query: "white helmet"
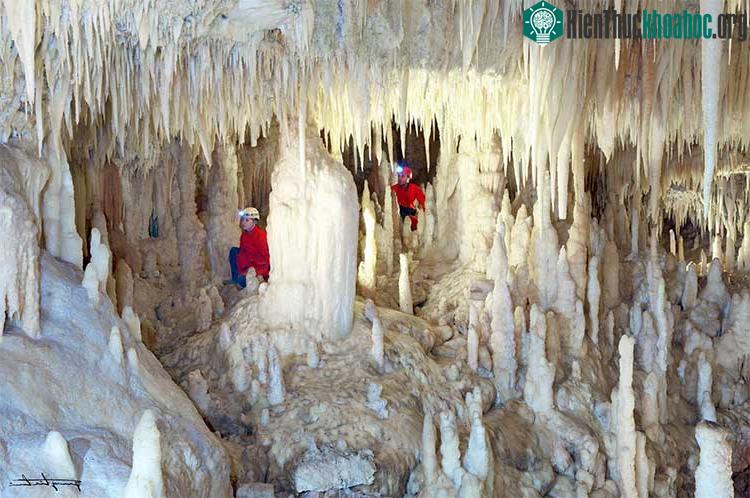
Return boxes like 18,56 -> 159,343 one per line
238,207 -> 260,220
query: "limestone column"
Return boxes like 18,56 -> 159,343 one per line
262,125 -> 358,341
207,143 -> 239,282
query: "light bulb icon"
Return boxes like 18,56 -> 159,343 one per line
531,8 -> 555,44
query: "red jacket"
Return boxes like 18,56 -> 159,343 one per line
237,226 -> 270,278
391,182 -> 426,210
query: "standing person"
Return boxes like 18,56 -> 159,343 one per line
225,207 -> 270,288
390,162 -> 426,231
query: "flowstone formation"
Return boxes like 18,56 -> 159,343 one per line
4,0 -> 750,497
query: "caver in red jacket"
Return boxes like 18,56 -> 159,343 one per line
391,182 -> 426,230
236,226 -> 270,279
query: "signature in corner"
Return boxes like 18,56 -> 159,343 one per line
9,473 -> 82,492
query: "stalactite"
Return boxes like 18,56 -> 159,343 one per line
701,0 -> 724,215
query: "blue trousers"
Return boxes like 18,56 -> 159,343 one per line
228,247 -> 247,288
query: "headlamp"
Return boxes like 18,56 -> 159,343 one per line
396,165 -> 403,174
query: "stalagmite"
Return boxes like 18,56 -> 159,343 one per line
43,431 -> 77,481
717,291 -> 750,379
695,422 -> 733,498
109,326 -> 124,365
739,221 -> 750,271
697,353 -> 717,422
681,263 -> 698,309
187,370 -> 212,413
0,150 -> 42,338
635,432 -> 650,498
462,387 -> 492,496
490,267 -> 516,401
499,191 -> 514,255
262,125 -> 358,341
175,144 -> 208,287
612,335 -> 638,498
116,259 -> 135,314
487,215 -> 506,283
653,278 -> 672,425
587,256 -> 601,345
122,306 -> 142,342
523,305 -> 555,413
196,288 -> 213,333
207,144 -> 239,281
529,172 -> 559,309
127,348 -> 140,374
421,412 -> 438,484
509,205 -> 532,270
642,372 -> 660,439
364,299 -> 385,371
268,345 -> 285,405
358,181 -> 378,295
567,197 -> 591,301
554,247 -> 576,317
419,184 -> 437,257
89,228 -> 111,293
467,301 -> 479,371
381,182 -> 396,276
602,240 -> 620,310
399,253 -> 413,315
209,286 -> 224,318
123,410 -> 165,498
439,411 -> 464,489
82,263 -> 100,304
569,300 -> 587,357
712,235 -> 724,269
453,138 -> 501,271
701,259 -> 729,307
42,147 -> 83,269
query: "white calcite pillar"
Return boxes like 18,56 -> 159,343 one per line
207,143 -> 239,281
612,335 -> 638,498
262,125 -> 358,341
357,181 -> 377,294
42,140 -> 83,268
695,422 -> 733,498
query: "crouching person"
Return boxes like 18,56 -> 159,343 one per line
225,207 -> 270,289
